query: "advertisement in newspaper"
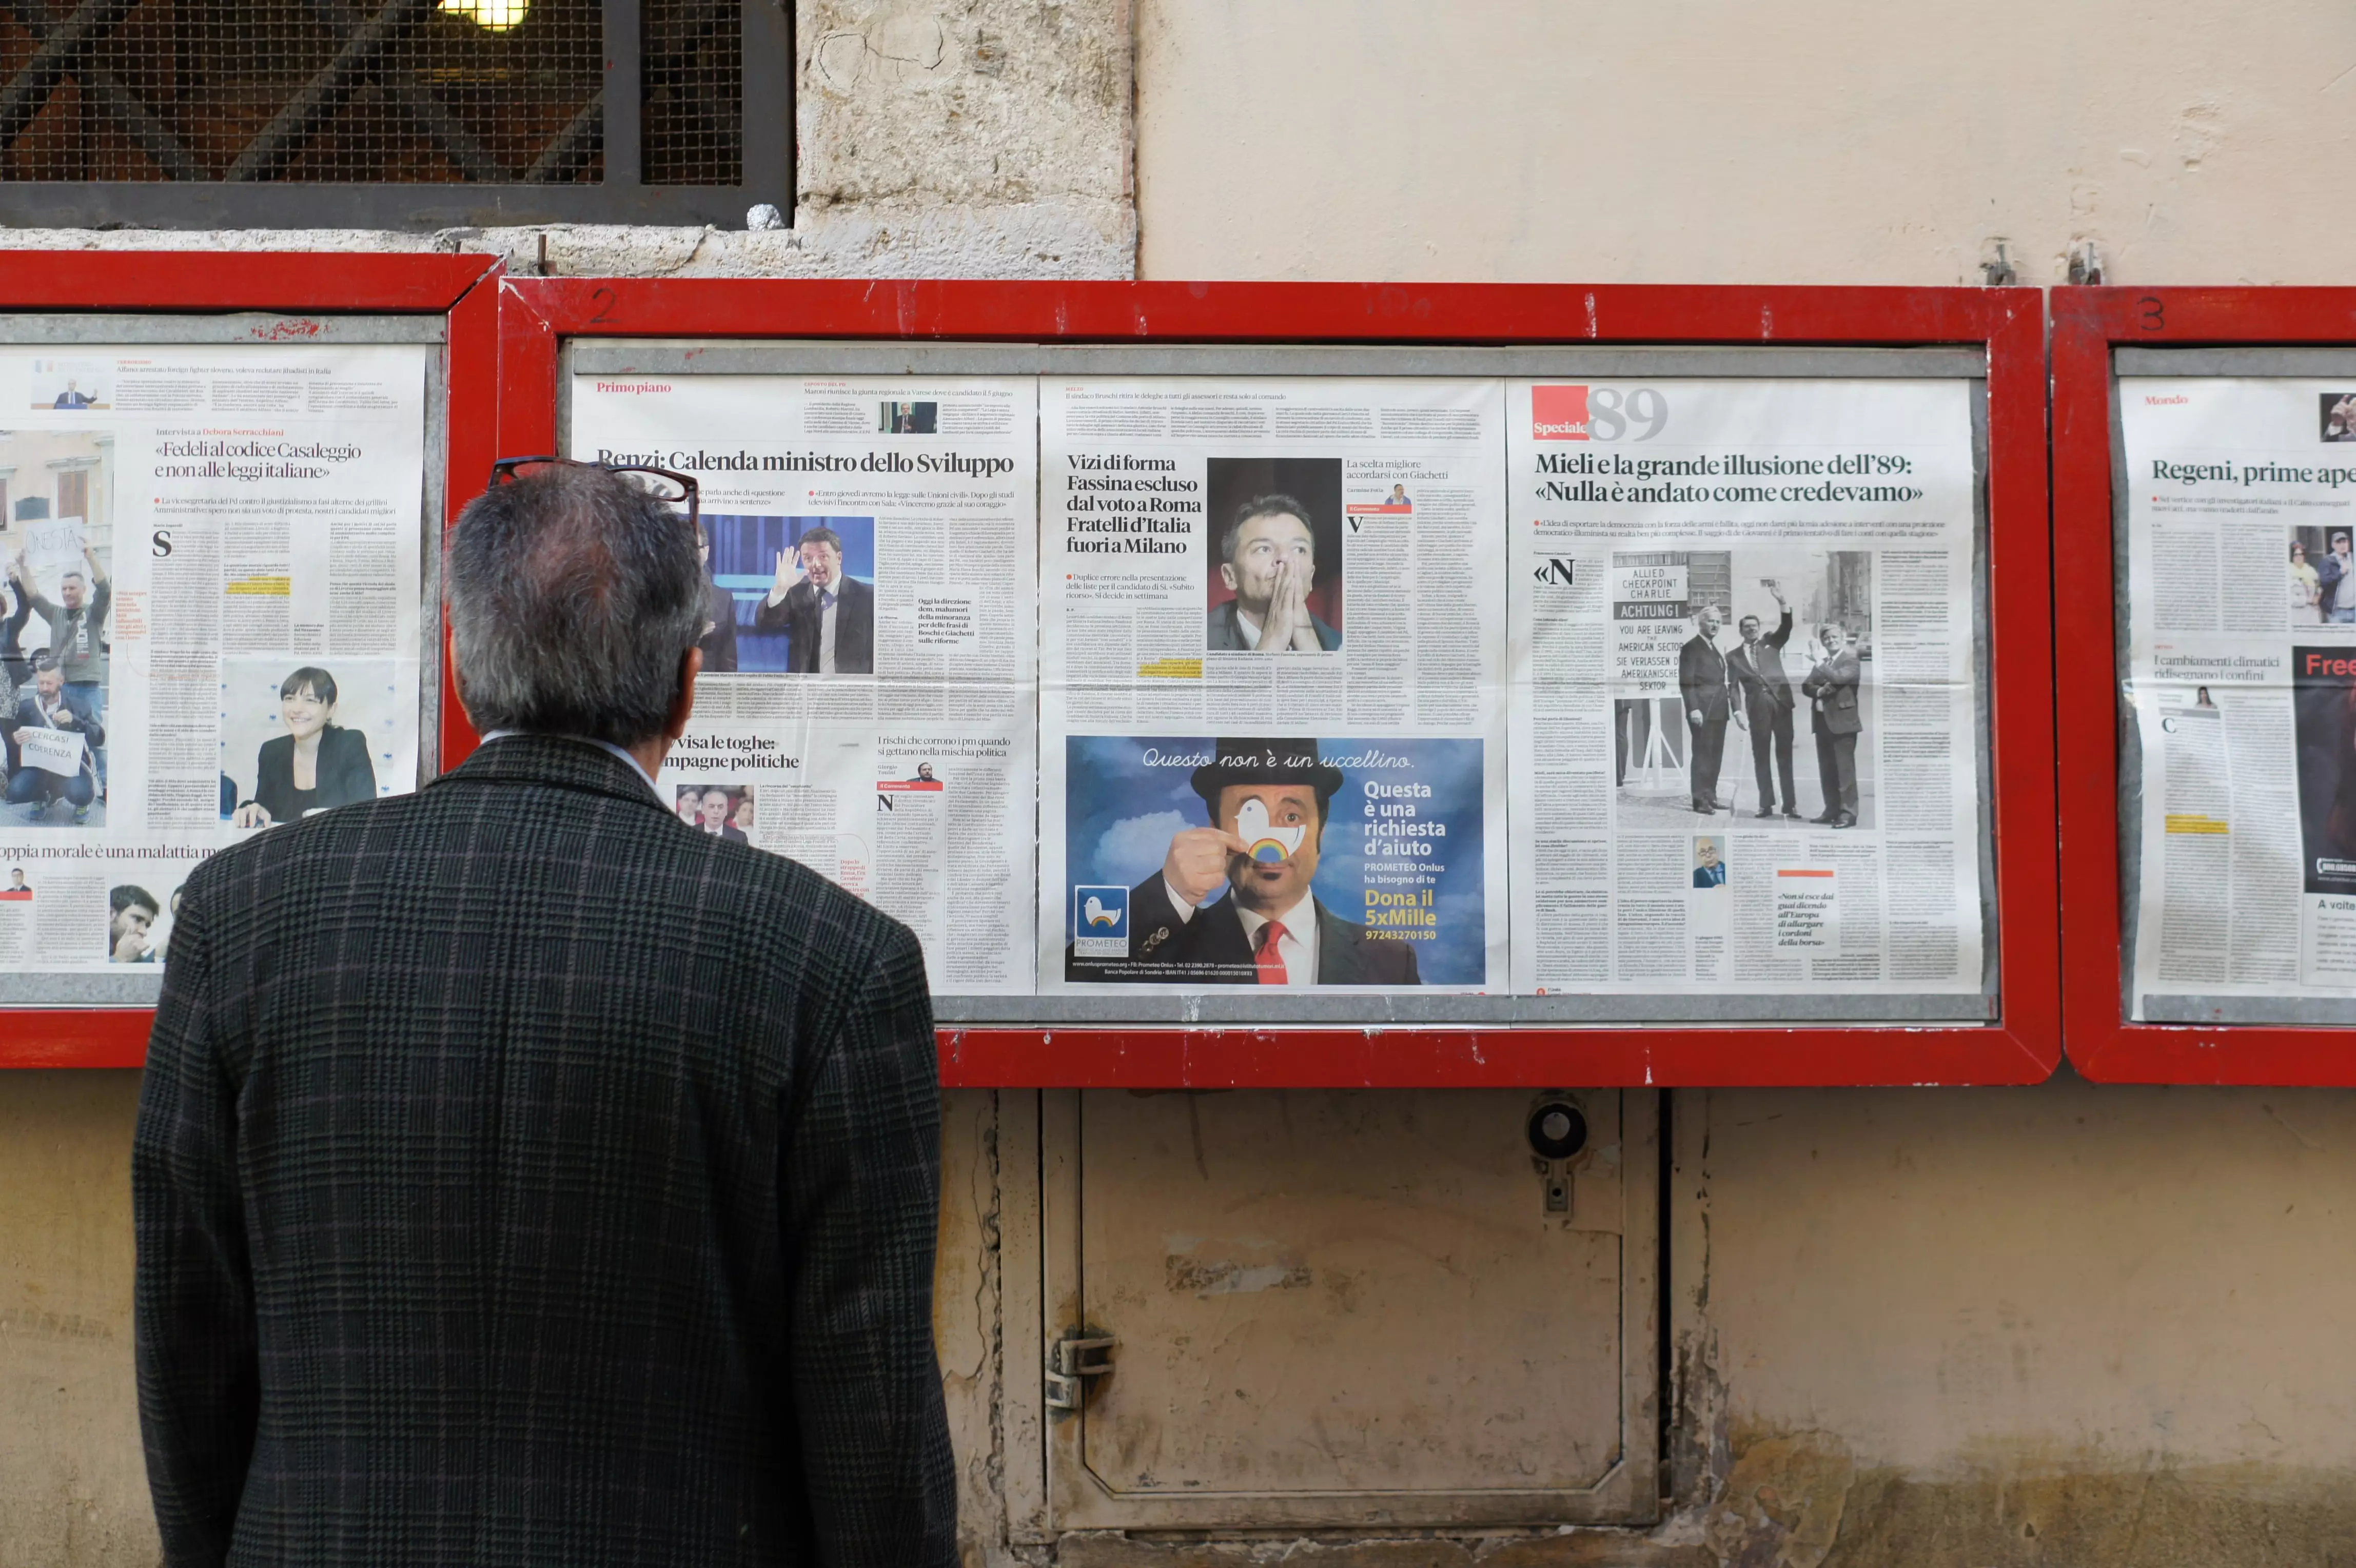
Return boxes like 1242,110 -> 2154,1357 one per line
0,344 -> 428,983
2116,377 -> 2356,1017
1039,377 -> 1509,993
1507,379 -> 1984,999
570,371 -> 1037,994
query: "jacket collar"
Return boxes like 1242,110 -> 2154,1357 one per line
433,733 -> 671,815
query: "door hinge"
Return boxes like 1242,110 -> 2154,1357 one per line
1045,1329 -> 1116,1415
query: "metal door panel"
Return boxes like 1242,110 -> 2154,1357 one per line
1039,1088 -> 1658,1531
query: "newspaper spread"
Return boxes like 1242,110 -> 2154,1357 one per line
570,371 -> 1037,994
0,344 -> 428,980
1038,377 -> 1509,993
1507,379 -> 1985,999
2116,376 -> 2356,1017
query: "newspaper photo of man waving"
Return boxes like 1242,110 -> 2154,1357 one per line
1726,580 -> 1802,820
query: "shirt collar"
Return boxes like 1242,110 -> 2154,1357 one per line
1235,891 -> 1314,943
480,730 -> 662,800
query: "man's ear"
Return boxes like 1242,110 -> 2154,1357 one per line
1219,562 -> 1239,593
667,645 -> 703,740
444,626 -> 472,719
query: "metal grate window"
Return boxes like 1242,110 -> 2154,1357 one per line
0,0 -> 785,227
641,0 -> 737,186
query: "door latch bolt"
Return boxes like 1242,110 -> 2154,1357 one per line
1045,1330 -> 1117,1414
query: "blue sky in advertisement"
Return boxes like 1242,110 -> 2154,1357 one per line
1065,734 -> 1486,984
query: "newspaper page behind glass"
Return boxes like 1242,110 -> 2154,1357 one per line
1507,379 -> 1984,1003
1039,377 -> 1509,996
570,371 -> 1038,995
0,344 -> 428,982
2117,377 -> 2356,1021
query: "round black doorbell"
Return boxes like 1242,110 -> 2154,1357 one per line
1526,1099 -> 1587,1161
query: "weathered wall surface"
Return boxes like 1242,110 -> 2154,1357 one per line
0,0 -> 1135,280
0,1072 -> 150,1568
1134,0 -> 2356,286
1675,1076 -> 2356,1566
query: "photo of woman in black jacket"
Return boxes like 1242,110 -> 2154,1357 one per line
231,666 -> 377,827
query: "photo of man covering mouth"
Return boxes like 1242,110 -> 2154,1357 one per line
1204,459 -> 1345,654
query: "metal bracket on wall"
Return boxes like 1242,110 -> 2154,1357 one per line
1045,1329 -> 1116,1417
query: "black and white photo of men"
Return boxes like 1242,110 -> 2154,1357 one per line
1678,605 -> 1731,814
1614,547 -> 1873,830
1726,579 -> 1801,819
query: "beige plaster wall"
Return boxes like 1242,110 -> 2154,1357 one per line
0,1072 -> 151,1568
1675,1079 -> 2356,1565
1135,0 -> 2356,286
1684,1080 -> 2356,1476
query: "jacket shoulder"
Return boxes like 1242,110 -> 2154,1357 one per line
1316,903 -> 1422,984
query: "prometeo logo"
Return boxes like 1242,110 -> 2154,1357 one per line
1532,384 -> 1590,441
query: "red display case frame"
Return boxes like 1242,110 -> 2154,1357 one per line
498,279 -> 2057,1087
2054,286 -> 2356,1083
0,251 -> 503,1069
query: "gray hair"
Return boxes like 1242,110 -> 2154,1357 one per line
446,466 -> 702,747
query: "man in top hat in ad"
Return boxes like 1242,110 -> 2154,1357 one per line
1069,737 -> 1420,986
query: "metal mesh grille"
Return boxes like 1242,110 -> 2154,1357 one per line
0,1 -> 747,185
642,0 -> 737,185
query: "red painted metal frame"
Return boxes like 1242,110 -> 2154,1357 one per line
2054,287 -> 2356,1083
0,251 -> 503,1069
497,279 -> 2058,1087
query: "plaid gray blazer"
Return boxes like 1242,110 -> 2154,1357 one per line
134,735 -> 955,1567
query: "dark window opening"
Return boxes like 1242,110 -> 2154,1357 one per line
0,0 -> 784,228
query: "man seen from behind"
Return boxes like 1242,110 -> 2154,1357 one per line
134,463 -> 955,1567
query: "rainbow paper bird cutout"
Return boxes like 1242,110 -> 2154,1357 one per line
1235,797 -> 1305,864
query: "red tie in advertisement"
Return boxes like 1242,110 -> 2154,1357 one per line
1255,919 -> 1288,985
